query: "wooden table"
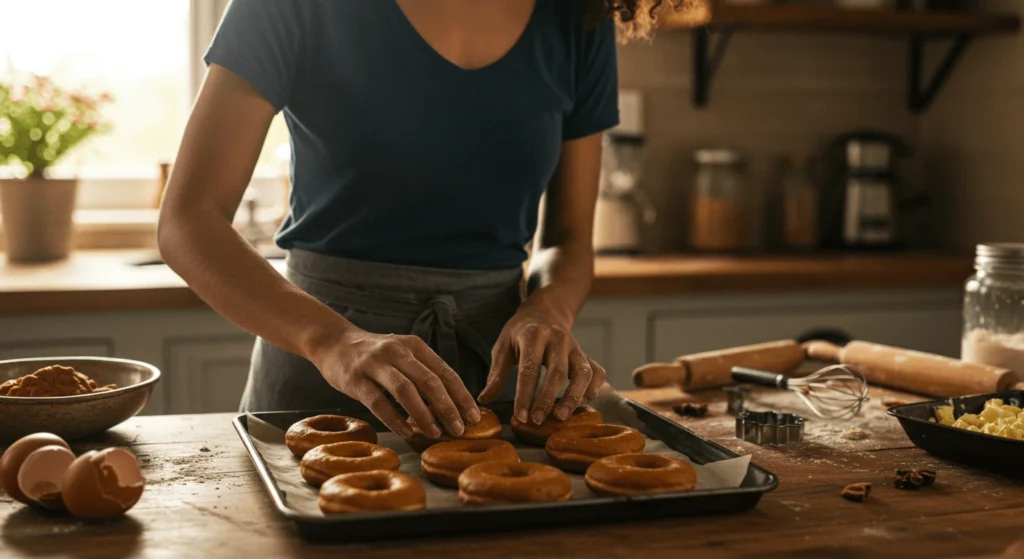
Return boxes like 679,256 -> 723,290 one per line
3,387 -> 1024,559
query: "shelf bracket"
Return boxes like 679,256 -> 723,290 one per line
693,27 -> 734,108
908,33 -> 972,113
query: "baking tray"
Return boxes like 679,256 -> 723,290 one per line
887,390 -> 1024,478
233,400 -> 778,542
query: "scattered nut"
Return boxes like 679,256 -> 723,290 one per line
841,482 -> 872,502
672,402 -> 709,417
894,468 -> 937,490
840,427 -> 870,441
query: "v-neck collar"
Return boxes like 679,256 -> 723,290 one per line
389,0 -> 540,74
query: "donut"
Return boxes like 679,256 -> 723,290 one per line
404,408 -> 502,453
584,453 -> 697,497
286,415 -> 377,457
420,439 -> 519,488
458,461 -> 572,505
318,470 -> 426,514
510,404 -> 603,446
545,424 -> 646,473
300,442 -> 401,487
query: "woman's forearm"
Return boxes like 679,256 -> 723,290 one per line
524,240 -> 594,327
158,204 -> 352,365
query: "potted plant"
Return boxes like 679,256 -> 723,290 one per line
0,75 -> 112,262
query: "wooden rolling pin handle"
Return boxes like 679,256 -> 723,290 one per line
632,362 -> 688,388
803,340 -> 843,362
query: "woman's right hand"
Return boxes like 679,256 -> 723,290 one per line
313,329 -> 481,439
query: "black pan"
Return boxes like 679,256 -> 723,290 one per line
887,390 -> 1024,478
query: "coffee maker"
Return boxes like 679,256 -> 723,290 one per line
815,131 -> 912,250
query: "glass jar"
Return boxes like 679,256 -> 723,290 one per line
961,243 -> 1024,373
691,148 -> 749,251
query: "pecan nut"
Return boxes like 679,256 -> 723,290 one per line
894,468 -> 937,490
841,482 -> 872,502
673,402 -> 709,418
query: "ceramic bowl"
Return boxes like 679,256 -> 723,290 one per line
0,356 -> 161,443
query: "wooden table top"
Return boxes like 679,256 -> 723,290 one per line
0,250 -> 970,315
3,387 -> 1023,558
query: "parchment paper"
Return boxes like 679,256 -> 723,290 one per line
246,388 -> 751,516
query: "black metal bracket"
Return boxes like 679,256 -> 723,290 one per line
907,33 -> 972,113
693,27 -> 734,108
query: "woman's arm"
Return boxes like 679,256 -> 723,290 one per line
478,132 -> 608,424
159,65 -> 479,437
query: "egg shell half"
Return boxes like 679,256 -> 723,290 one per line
0,433 -> 71,505
62,448 -> 145,520
17,444 -> 76,510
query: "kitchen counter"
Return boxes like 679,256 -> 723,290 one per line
3,387 -> 1022,559
0,250 -> 971,315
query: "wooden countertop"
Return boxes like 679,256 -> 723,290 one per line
0,250 -> 972,315
2,387 -> 1022,559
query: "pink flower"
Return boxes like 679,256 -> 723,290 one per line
99,92 -> 114,103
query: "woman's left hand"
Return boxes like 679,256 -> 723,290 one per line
478,296 -> 607,425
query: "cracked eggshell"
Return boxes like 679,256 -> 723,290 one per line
62,448 -> 145,520
17,445 -> 76,510
0,433 -> 71,505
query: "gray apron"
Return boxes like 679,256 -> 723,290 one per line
241,249 -> 523,412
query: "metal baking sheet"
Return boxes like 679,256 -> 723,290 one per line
233,399 -> 779,542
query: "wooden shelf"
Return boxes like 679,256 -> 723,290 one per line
662,5 -> 1021,35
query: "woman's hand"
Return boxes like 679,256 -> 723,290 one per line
478,295 -> 607,425
312,328 -> 481,439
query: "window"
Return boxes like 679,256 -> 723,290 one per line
0,0 -> 290,199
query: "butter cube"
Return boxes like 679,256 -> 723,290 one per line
985,398 -> 1006,408
984,423 -> 1001,435
980,406 -> 1005,423
934,406 -> 955,426
967,425 -> 982,432
958,413 -> 984,427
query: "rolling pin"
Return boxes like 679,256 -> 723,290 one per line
632,340 -> 805,391
804,340 -> 1019,398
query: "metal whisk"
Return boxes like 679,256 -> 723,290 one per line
731,364 -> 870,420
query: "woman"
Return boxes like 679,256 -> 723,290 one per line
159,0 -> 706,439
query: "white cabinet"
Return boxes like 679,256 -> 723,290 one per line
0,288 -> 964,414
164,335 -> 255,415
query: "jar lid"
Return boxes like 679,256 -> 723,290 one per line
694,148 -> 745,165
976,243 -> 1024,270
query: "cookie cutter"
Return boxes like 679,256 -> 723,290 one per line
723,385 -> 752,415
735,410 -> 805,445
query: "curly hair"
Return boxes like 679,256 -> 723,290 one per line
580,0 -> 712,41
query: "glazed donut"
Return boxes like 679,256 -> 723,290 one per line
458,461 -> 572,505
318,470 -> 426,514
404,408 -> 502,453
300,441 -> 401,487
584,453 -> 697,497
545,424 -> 646,473
510,404 -> 603,447
286,415 -> 377,457
420,439 -> 519,488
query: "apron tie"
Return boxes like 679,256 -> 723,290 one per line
411,295 -> 494,382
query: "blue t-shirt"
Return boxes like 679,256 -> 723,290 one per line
205,0 -> 620,270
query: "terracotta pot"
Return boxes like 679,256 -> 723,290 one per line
0,178 -> 78,262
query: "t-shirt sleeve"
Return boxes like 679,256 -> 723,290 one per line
562,17 -> 620,141
203,0 -> 303,112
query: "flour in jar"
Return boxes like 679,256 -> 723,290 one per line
961,329 -> 1024,374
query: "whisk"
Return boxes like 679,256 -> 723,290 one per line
731,364 -> 870,420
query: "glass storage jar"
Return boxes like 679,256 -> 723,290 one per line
691,148 -> 749,251
961,243 -> 1024,373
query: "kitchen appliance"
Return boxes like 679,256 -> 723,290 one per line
815,130 -> 912,249
593,133 -> 655,254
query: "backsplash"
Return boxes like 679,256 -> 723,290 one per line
619,29 -> 919,253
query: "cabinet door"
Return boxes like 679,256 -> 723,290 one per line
0,339 -> 114,361
164,336 -> 255,414
651,304 -> 962,363
571,319 -> 613,368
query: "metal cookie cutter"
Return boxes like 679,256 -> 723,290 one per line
723,385 -> 752,415
735,411 -> 805,445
